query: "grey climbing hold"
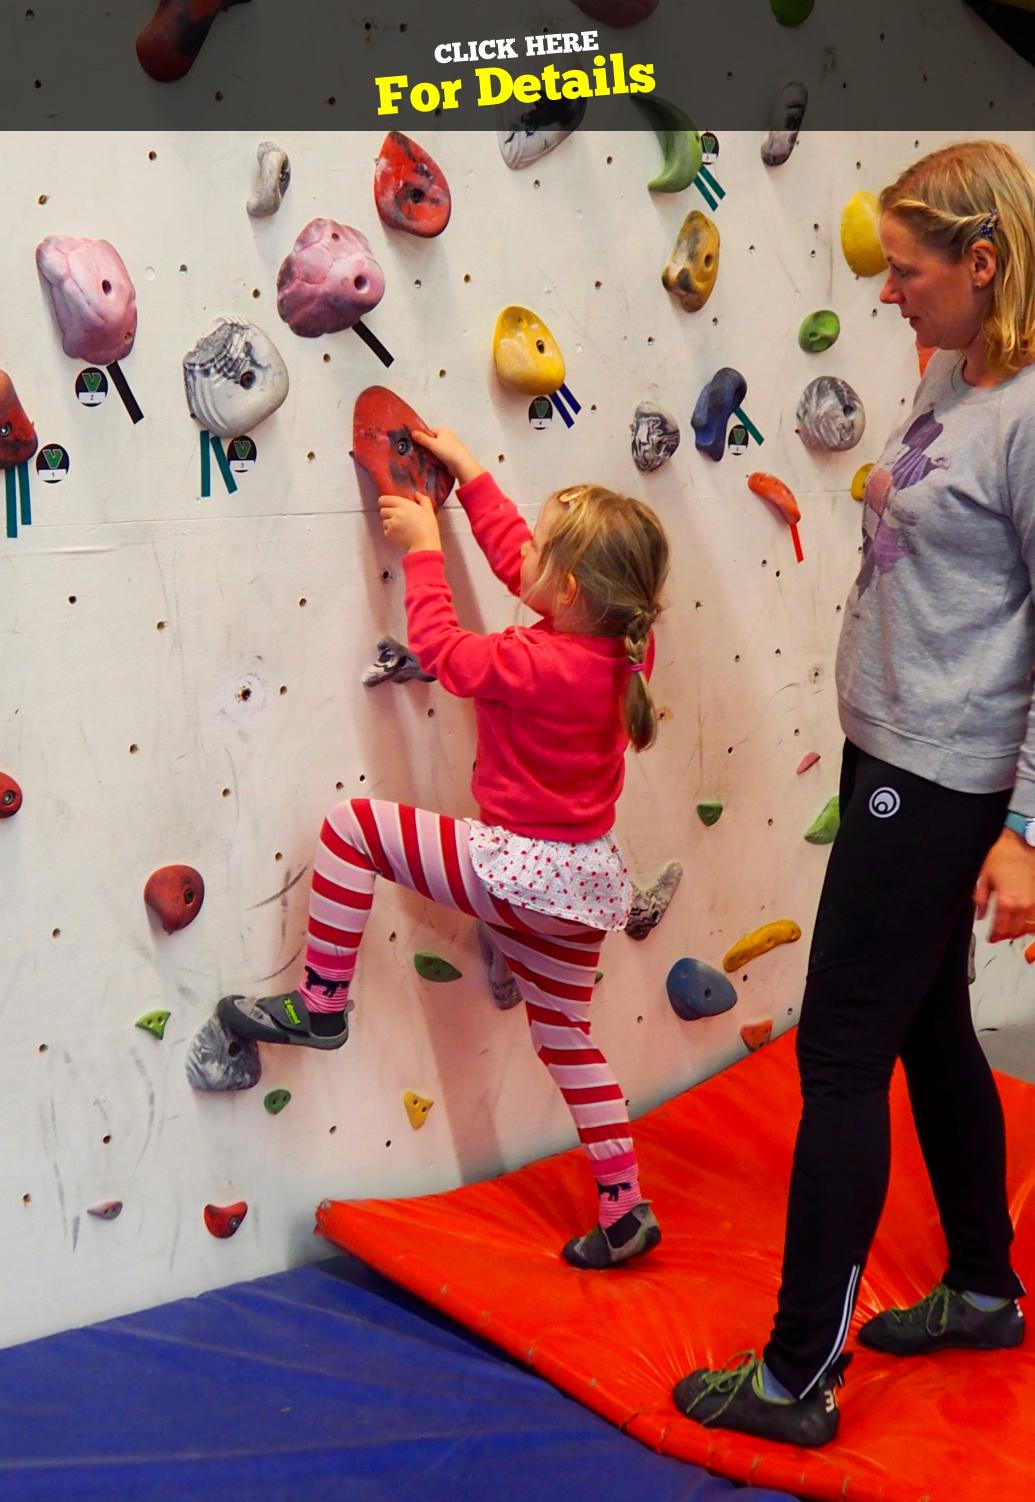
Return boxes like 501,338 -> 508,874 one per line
247,141 -> 291,218
625,861 -> 683,941
185,1011 -> 262,1092
666,958 -> 737,1021
761,81 -> 808,166
804,795 -> 840,845
631,402 -> 681,472
362,636 -> 435,687
476,921 -> 521,1009
796,376 -> 866,452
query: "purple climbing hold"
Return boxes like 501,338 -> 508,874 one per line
692,368 -> 747,462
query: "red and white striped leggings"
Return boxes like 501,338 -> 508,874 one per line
299,799 -> 637,1191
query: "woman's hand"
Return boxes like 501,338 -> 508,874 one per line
974,831 -> 1035,941
412,427 -> 485,486
378,491 -> 441,554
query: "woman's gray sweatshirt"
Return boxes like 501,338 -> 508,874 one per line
837,350 -> 1035,816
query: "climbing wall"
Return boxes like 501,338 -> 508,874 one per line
3,120 -> 1035,1347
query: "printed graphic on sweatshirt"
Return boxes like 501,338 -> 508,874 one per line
855,407 -> 948,598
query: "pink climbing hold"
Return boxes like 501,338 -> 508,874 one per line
796,752 -> 821,775
144,865 -> 205,933
36,236 -> 138,366
276,219 -> 385,338
87,1200 -> 123,1221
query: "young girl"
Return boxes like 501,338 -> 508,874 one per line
219,427 -> 670,1269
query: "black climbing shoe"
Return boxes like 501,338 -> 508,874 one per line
857,1282 -> 1024,1357
562,1203 -> 661,1269
673,1351 -> 849,1448
217,991 -> 349,1051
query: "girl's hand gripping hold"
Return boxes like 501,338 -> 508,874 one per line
412,427 -> 485,486
378,490 -> 442,554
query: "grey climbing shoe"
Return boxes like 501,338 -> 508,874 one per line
857,1282 -> 1024,1357
673,1351 -> 849,1448
217,991 -> 349,1051
562,1203 -> 661,1269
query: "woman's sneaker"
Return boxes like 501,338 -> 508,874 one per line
562,1203 -> 660,1269
673,1351 -> 849,1448
857,1282 -> 1024,1356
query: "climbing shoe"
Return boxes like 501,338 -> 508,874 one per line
857,1282 -> 1024,1356
217,991 -> 349,1051
562,1203 -> 661,1269
673,1351 -> 849,1448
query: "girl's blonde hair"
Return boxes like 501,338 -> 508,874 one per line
880,139 -> 1035,376
533,483 -> 669,751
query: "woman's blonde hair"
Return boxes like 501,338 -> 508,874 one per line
880,139 -> 1035,376
532,483 -> 669,751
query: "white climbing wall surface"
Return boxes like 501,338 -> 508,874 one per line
3,115 -> 1035,1344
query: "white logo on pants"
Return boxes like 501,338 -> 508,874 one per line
869,787 -> 901,818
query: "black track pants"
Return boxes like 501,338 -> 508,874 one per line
763,742 -> 1024,1398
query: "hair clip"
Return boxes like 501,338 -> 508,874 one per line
629,661 -> 646,674
975,210 -> 1000,240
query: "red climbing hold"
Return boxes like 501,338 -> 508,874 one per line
374,133 -> 452,238
0,372 -> 38,468
0,772 -> 23,819
136,0 -> 252,83
144,865 -> 205,933
353,387 -> 454,510
740,1020 -> 774,1052
572,0 -> 661,24
204,1200 -> 248,1238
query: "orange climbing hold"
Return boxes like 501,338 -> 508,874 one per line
144,865 -> 205,933
747,472 -> 803,562
740,1019 -> 774,1051
1025,940 -> 1035,965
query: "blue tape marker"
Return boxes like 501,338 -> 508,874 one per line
558,382 -> 581,415
550,392 -> 575,430
210,436 -> 239,495
733,406 -> 765,446
18,461 -> 30,526
201,430 -> 212,498
5,467 -> 16,540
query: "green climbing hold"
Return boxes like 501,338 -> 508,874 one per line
804,796 -> 841,845
595,971 -> 604,984
696,801 -> 724,827
414,952 -> 463,983
798,310 -> 841,354
264,1089 -> 292,1115
136,1010 -> 171,1040
770,0 -> 814,24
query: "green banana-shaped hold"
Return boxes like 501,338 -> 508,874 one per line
636,95 -> 702,193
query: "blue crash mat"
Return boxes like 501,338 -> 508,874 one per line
0,1253 -> 799,1502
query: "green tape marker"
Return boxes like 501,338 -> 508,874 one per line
18,462 -> 30,526
733,406 -> 765,445
5,468 -> 16,539
200,430 -> 211,498
210,435 -> 238,495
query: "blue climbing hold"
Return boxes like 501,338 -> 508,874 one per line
691,367 -> 747,462
666,958 -> 738,1021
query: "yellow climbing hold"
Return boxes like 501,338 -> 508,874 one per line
841,192 -> 887,277
722,920 -> 801,974
404,1091 -> 434,1130
851,462 -> 874,502
493,306 -> 565,395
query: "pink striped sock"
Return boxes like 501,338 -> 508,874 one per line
299,960 -> 355,1015
597,1175 -> 643,1230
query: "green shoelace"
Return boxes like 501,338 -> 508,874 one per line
684,1352 -> 762,1421
887,1281 -> 954,1335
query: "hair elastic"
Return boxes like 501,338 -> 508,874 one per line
629,662 -> 646,674
975,210 -> 1000,240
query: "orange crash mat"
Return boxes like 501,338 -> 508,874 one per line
316,1030 -> 1035,1502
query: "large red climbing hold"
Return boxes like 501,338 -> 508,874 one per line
0,772 -> 23,819
204,1201 -> 248,1238
374,133 -> 452,239
0,373 -> 38,468
136,0 -> 252,83
144,865 -> 205,933
572,0 -> 661,24
353,387 -> 454,509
